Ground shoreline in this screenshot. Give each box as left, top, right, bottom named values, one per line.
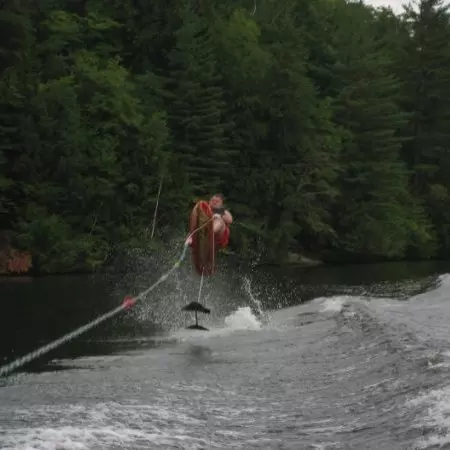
left=1, top=254, right=450, bottom=280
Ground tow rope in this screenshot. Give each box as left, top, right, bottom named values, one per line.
left=0, top=220, right=212, bottom=378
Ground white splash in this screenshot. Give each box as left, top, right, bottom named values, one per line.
left=242, top=277, right=265, bottom=317
left=407, top=386, right=450, bottom=449
left=318, top=296, right=349, bottom=313
left=224, top=306, right=261, bottom=330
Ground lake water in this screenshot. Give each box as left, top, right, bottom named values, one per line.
left=1, top=251, right=450, bottom=449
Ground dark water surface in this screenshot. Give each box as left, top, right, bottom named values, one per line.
left=2, top=258, right=450, bottom=449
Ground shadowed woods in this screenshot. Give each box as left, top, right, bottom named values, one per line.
left=1, top=0, right=450, bottom=275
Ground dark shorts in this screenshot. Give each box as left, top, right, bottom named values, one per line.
left=215, top=225, right=230, bottom=249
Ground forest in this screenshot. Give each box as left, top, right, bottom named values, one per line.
left=1, top=0, right=450, bottom=275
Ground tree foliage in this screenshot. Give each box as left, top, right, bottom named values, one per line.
left=0, top=0, right=448, bottom=273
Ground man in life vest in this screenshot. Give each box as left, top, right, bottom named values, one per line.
left=209, top=193, right=233, bottom=249
left=187, top=193, right=233, bottom=249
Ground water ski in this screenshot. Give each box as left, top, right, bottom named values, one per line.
left=182, top=301, right=210, bottom=331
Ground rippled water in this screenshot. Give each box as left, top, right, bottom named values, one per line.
left=2, top=260, right=450, bottom=449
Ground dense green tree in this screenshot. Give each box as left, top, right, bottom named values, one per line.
left=1, top=0, right=450, bottom=274
left=210, top=8, right=272, bottom=257
left=322, top=1, right=433, bottom=260
left=166, top=4, right=233, bottom=197
left=400, top=0, right=450, bottom=255
left=0, top=0, right=36, bottom=222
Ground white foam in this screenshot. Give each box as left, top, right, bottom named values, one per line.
left=168, top=306, right=263, bottom=343
left=0, top=401, right=212, bottom=450
left=407, top=386, right=450, bottom=448
left=224, top=306, right=262, bottom=330
left=0, top=425, right=208, bottom=450
left=317, top=296, right=350, bottom=313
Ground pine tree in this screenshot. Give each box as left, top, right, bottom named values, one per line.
left=400, top=0, right=450, bottom=256
left=0, top=0, right=35, bottom=219
left=166, top=5, right=233, bottom=197
left=229, top=0, right=341, bottom=262
left=327, top=1, right=433, bottom=260
left=209, top=8, right=272, bottom=257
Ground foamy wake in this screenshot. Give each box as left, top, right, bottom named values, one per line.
left=171, top=306, right=262, bottom=342
left=1, top=423, right=207, bottom=450
left=407, top=385, right=450, bottom=449
left=316, top=296, right=351, bottom=313
left=407, top=348, right=450, bottom=448
left=0, top=402, right=212, bottom=450
left=224, top=306, right=261, bottom=330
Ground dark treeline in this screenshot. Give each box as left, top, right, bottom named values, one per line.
left=1, top=0, right=450, bottom=274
